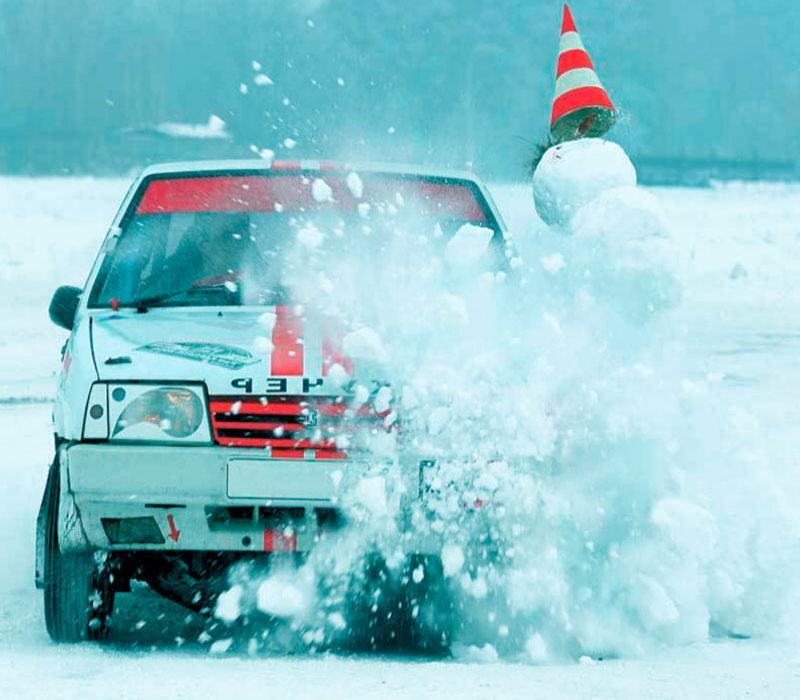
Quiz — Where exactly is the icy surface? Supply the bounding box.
[3,176,800,696]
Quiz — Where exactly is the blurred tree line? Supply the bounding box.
[0,0,797,179]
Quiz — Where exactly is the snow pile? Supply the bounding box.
[154,115,230,140]
[219,151,800,660]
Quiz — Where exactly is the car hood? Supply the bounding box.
[89,307,358,396]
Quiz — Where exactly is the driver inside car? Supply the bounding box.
[157,212,253,293]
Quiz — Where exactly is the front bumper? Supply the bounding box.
[61,442,402,553]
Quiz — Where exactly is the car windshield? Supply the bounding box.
[89,171,505,309]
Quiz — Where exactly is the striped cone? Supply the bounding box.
[550,3,616,143]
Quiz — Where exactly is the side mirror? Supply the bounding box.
[49,286,82,330]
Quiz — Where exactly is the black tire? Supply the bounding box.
[402,554,453,654]
[343,553,399,650]
[43,465,114,642]
[344,553,453,654]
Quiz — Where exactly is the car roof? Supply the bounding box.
[135,159,487,185]
[110,159,507,234]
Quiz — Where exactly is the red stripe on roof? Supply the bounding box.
[271,305,304,376]
[136,175,308,214]
[551,86,614,125]
[557,49,594,76]
[135,174,488,223]
[561,3,577,33]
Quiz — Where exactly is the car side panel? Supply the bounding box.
[53,312,98,441]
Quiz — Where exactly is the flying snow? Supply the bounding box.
[201,138,800,662]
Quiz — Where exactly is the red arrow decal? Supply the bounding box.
[166,514,181,543]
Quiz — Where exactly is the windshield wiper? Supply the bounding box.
[119,284,235,312]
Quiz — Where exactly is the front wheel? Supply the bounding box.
[43,466,113,642]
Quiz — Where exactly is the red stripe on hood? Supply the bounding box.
[322,327,354,377]
[271,305,304,376]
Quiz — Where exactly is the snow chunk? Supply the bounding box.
[251,60,262,71]
[257,148,275,164]
[525,633,549,663]
[352,476,388,516]
[283,138,297,149]
[374,386,393,413]
[342,327,386,363]
[328,611,347,630]
[455,643,498,663]
[311,178,333,203]
[297,223,324,249]
[441,544,465,577]
[444,224,494,267]
[346,172,363,199]
[256,572,310,618]
[258,311,276,334]
[651,497,717,560]
[253,336,273,354]
[209,638,234,655]
[215,584,243,623]
[254,73,274,86]
[540,253,565,274]
[154,115,229,140]
[326,362,350,388]
[633,575,680,630]
[239,83,248,95]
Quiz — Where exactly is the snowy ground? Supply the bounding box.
[2,176,800,696]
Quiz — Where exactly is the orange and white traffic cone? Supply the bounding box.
[550,3,616,143]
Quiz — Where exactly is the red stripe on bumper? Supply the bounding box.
[263,529,298,552]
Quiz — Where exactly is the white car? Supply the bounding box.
[36,160,510,647]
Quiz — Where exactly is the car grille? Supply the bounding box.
[209,396,350,459]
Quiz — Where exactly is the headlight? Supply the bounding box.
[83,383,212,443]
[113,388,203,438]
